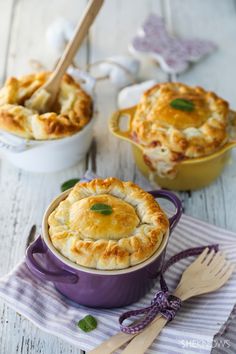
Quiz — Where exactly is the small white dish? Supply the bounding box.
[0,69,95,173]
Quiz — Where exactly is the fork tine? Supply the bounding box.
[211,255,227,275]
[198,248,210,263]
[202,249,216,265]
[207,252,226,273]
[191,248,209,267]
[180,248,210,278]
[220,264,235,281]
[215,264,235,288]
[216,261,231,278]
[195,263,234,294]
[195,272,233,294]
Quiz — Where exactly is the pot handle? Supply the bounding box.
[0,133,28,153]
[148,190,183,233]
[25,236,78,284]
[109,107,142,147]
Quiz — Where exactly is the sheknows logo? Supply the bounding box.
[212,339,231,349]
[179,339,231,349]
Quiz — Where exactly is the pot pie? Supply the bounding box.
[48,178,169,270]
[0,71,92,140]
[131,82,236,179]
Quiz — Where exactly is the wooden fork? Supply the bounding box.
[89,248,234,354]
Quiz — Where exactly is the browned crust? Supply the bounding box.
[131,82,229,159]
[48,177,169,270]
[0,71,93,140]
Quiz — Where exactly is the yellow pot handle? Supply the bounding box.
[109,106,137,143]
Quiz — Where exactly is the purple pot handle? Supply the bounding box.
[25,236,78,284]
[148,190,183,233]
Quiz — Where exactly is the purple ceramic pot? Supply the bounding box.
[26,189,182,308]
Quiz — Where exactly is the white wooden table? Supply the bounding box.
[0,0,236,353]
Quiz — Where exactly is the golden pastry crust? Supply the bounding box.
[131,82,229,178]
[48,178,169,270]
[0,72,93,139]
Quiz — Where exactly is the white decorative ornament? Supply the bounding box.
[118,80,157,109]
[95,56,140,88]
[46,18,74,54]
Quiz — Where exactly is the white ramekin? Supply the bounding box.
[0,118,94,173]
[0,69,96,173]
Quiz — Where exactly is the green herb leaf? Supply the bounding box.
[61,178,80,192]
[77,315,97,332]
[90,203,113,215]
[170,98,194,112]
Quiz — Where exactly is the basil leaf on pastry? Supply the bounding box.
[90,203,113,215]
[48,177,169,270]
[170,98,194,112]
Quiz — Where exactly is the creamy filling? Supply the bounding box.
[143,146,179,179]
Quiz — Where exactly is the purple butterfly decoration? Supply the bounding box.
[130,14,217,74]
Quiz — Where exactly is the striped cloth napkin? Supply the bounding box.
[0,172,235,354]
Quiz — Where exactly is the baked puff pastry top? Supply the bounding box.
[48,178,169,270]
[131,82,232,178]
[0,72,92,140]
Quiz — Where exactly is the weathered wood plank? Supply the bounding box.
[6,0,89,76]
[0,0,15,84]
[167,0,236,231]
[0,0,89,353]
[89,0,166,186]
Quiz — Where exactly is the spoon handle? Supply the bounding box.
[88,331,135,354]
[46,0,104,94]
[120,287,186,354]
[120,317,167,354]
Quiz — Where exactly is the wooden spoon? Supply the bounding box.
[26,0,104,113]
[89,248,234,354]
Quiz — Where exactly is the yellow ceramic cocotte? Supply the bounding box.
[110,106,236,191]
